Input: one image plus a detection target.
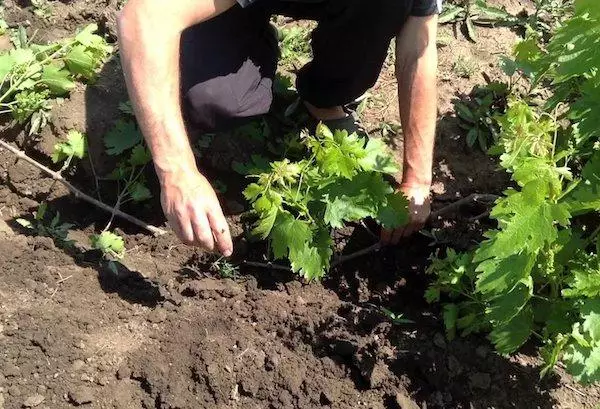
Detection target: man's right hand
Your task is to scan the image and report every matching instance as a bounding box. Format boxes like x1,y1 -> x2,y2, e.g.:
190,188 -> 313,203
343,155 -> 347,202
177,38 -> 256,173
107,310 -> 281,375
159,169 -> 233,256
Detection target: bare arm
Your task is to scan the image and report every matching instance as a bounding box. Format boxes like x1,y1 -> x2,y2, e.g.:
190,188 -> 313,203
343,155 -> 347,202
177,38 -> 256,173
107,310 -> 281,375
382,14 -> 438,243
117,0 -> 235,255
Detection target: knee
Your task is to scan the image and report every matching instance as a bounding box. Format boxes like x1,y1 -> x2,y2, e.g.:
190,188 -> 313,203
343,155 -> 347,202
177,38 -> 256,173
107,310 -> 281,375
185,64 -> 273,132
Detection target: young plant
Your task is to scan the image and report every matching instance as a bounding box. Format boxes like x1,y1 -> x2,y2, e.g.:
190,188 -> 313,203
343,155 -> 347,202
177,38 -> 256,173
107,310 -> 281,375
51,129 -> 87,170
90,230 -> 125,259
277,25 -> 312,68
0,24 -> 112,135
244,124 -> 408,281
103,119 -> 153,205
16,202 -> 75,248
439,0 -> 517,42
454,81 -> 508,151
427,0 -> 600,384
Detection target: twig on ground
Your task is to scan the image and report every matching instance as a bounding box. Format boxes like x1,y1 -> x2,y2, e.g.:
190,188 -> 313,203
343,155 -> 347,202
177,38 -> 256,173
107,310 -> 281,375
430,193 -> 499,220
56,274 -> 73,284
332,243 -> 381,267
0,140 -> 167,236
563,384 -> 587,398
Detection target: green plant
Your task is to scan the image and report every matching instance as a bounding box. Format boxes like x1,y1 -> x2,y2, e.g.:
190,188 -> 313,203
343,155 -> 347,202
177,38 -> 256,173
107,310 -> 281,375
0,24 -> 111,135
16,203 -> 74,248
51,129 -> 87,170
454,81 -> 509,151
452,55 -> 478,79
244,124 -> 408,281
103,118 -> 153,205
439,0 -> 517,42
90,230 -> 125,259
427,0 -> 600,384
277,25 -> 311,68
31,0 -> 52,20
210,257 -> 239,279
381,308 -> 414,325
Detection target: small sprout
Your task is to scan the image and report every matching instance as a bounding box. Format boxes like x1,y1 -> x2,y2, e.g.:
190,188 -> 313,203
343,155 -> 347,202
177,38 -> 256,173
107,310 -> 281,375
90,231 -> 125,259
381,308 -> 414,325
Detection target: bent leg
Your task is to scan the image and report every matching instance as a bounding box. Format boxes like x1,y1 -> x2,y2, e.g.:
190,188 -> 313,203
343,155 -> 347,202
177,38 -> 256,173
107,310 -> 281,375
296,0 -> 413,108
179,4 -> 278,132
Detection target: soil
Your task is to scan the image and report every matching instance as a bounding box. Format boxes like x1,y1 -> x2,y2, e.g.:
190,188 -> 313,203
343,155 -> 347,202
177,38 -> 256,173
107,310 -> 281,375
1,1 -> 600,409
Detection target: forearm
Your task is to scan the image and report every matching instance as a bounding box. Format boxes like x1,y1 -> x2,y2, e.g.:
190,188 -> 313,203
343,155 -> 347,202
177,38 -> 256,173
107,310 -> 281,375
395,17 -> 438,188
117,0 -> 234,183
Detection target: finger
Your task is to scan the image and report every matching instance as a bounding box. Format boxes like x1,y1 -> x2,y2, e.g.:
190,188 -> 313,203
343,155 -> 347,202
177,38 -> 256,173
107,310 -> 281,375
174,214 -> 195,245
190,210 -> 215,251
391,227 -> 405,245
207,205 -> 233,257
402,225 -> 416,238
380,228 -> 393,245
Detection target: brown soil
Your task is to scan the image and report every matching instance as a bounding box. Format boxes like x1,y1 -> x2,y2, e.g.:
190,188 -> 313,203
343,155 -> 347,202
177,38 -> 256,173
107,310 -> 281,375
1,1 -> 600,409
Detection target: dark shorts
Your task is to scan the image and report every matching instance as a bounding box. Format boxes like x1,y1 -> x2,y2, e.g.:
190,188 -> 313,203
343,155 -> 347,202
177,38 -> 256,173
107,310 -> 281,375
180,0 -> 440,132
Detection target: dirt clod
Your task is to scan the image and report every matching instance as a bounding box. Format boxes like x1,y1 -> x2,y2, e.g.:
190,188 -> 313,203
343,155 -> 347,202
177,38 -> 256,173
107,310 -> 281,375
469,372 -> 492,390
147,308 -> 167,323
68,387 -> 94,406
395,391 -> 420,409
22,394 -> 44,407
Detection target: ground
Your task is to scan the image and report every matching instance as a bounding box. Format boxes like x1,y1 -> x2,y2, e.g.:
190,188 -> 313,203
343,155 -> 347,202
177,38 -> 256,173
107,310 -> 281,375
1,0 -> 599,408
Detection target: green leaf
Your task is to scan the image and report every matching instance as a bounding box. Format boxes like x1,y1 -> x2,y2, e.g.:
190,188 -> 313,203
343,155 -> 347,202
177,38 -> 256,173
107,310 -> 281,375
581,300 -> 600,343
104,120 -> 143,155
128,181 -> 152,202
486,280 -> 532,324
475,251 -> 535,295
357,138 -> 400,174
489,306 -> 534,354
90,231 -> 125,258
563,342 -> 600,385
40,64 -> 75,95
65,44 -> 96,79
270,212 -> 313,260
563,152 -> 600,215
129,144 -> 152,166
377,193 -> 409,229
51,130 -> 87,163
465,17 -> 477,42
323,173 -> 392,228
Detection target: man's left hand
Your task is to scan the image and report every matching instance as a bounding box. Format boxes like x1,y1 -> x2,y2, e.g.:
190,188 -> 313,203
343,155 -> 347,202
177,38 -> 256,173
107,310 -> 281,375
381,183 -> 431,245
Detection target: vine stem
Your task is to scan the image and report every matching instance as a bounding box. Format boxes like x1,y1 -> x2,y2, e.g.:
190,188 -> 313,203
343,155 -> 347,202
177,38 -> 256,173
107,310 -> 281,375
0,139 -> 167,236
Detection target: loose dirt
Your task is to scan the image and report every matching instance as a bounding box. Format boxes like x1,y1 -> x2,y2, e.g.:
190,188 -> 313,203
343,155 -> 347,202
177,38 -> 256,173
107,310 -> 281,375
1,1 -> 599,408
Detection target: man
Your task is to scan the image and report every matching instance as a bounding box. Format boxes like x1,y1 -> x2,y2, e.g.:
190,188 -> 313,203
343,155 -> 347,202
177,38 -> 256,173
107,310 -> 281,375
117,0 -> 439,257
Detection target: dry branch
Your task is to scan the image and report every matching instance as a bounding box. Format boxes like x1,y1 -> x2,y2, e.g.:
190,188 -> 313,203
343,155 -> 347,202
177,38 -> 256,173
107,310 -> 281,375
0,140 -> 167,236
430,193 -> 499,220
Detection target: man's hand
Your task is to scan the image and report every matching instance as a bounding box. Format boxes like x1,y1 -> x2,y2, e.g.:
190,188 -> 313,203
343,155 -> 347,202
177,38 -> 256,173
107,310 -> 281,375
381,183 -> 431,245
160,169 -> 233,256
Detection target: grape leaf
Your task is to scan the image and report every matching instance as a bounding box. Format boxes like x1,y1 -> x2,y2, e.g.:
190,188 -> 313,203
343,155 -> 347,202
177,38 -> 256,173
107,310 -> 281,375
51,130 -> 87,163
562,152 -> 600,215
104,120 -> 143,155
129,182 -> 152,202
485,279 -> 532,324
489,306 -> 534,354
129,144 -> 152,166
41,64 -> 75,95
377,193 -> 409,229
581,300 -> 600,342
90,231 -> 125,258
475,251 -> 535,295
270,212 -> 313,260
563,342 -> 600,385
357,138 -> 400,174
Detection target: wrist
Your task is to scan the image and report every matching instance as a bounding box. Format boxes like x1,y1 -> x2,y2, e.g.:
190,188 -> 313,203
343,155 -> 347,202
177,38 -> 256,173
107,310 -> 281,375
156,161 -> 199,187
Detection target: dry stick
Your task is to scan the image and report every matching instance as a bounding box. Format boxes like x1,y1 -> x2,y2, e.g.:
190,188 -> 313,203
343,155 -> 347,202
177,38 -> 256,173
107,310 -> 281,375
430,193 -> 499,220
0,140 -> 167,236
